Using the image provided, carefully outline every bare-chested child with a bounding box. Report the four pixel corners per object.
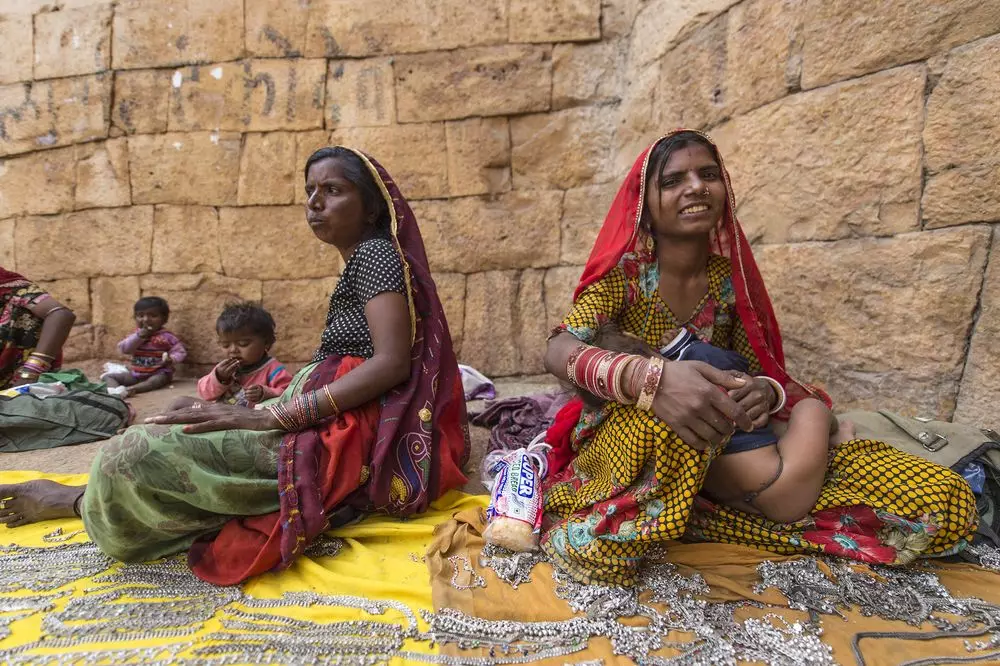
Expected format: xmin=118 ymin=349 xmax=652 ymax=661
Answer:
xmin=580 ymin=325 xmax=855 ymax=524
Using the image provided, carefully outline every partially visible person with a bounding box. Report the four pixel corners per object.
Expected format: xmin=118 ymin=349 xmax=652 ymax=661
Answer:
xmin=197 ymin=302 xmax=293 ymax=406
xmin=104 ymin=296 xmax=186 ymax=397
xmin=0 ymin=268 xmax=76 ymax=389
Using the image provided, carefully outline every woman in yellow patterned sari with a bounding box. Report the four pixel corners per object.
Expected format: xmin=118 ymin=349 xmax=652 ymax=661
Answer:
xmin=541 ymin=130 xmax=977 ymax=586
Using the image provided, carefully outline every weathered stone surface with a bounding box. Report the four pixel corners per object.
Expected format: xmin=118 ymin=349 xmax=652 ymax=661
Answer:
xmin=33 ymin=3 xmax=111 ymax=79
xmin=326 ymin=58 xmax=394 ymax=128
xmin=238 ymin=132 xmax=296 ymax=206
xmin=923 ymin=164 xmax=1000 ymax=229
xmin=444 ymin=117 xmax=510 ymax=197
xmin=138 ymin=274 xmax=262 ymax=365
xmin=0 ymin=13 xmax=34 ymax=84
xmin=954 ymin=228 xmax=1000 ymax=429
xmin=552 ymin=42 xmax=624 ymax=110
xmin=511 ymin=107 xmax=615 ymax=190
xmin=654 ymin=15 xmax=727 ymax=130
xmin=561 ymin=183 xmax=617 ymax=264
xmin=509 ymin=0 xmax=600 ymax=43
xmin=128 ymin=132 xmax=241 ymax=205
xmin=168 ymin=59 xmax=326 ymax=132
xmin=924 ymin=35 xmax=1000 ymax=173
xmin=462 ymin=270 xmax=543 ymax=376
xmin=16 ymin=207 xmax=153 ymax=280
xmin=245 ymin=0 xmax=309 ymax=57
xmin=91 ymin=275 xmax=140 ymax=356
xmin=600 ymin=0 xmax=644 ymax=39
xmin=433 ymin=272 xmax=466 ymax=354
xmin=219 ymin=206 xmax=342 ymax=280
xmin=628 ymin=0 xmax=740 ymax=68
xmin=611 ymin=60 xmax=661 ymax=174
xmin=411 ymin=191 xmax=562 ymax=273
xmin=544 ymin=265 xmax=583 ymax=329
xmin=151 ymin=205 xmax=221 ymax=274
xmin=262 ymin=277 xmax=336 ymax=362
xmin=61 ymin=324 xmax=95 ymax=361
xmin=757 ymin=227 xmax=992 ymax=418
xmin=725 ymin=0 xmax=802 ymax=116
xmin=0 ymin=74 xmax=110 ymax=157
xmin=801 ymin=0 xmax=1000 ymax=90
xmin=112 ymin=69 xmax=171 ymax=135
xmin=516 ymin=269 xmax=548 ymax=374
xmin=293 ymin=130 xmax=330 ymax=205
xmin=0 ymin=146 xmax=75 ymax=218
xmin=304 ymin=0 xmax=507 ymax=57
xmin=0 ymin=218 xmax=13 ymax=268
xmin=714 ymin=65 xmax=925 ymax=243
xmin=112 ymin=0 xmax=244 ymax=69
xmin=394 ymin=46 xmax=552 ymax=123
xmin=329 ymin=124 xmax=448 ymax=200
xmin=38 ymin=278 xmax=91 ymax=323
xmin=75 ymin=138 xmax=130 ymax=209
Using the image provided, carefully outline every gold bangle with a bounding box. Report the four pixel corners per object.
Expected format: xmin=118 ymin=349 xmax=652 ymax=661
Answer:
xmin=322 ymin=385 xmax=340 ymax=415
xmin=636 ymin=356 xmax=665 ymax=412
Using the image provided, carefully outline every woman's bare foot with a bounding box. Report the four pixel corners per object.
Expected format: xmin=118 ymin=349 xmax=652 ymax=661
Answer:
xmin=830 ymin=419 xmax=857 ymax=448
xmin=0 ymin=480 xmax=86 ymax=528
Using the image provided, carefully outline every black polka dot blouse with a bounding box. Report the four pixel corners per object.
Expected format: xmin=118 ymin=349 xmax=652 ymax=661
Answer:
xmin=313 ymin=236 xmax=406 ymax=361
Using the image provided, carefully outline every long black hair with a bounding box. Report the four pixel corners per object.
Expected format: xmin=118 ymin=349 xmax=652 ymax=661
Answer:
xmin=304 ymin=147 xmax=390 ymax=232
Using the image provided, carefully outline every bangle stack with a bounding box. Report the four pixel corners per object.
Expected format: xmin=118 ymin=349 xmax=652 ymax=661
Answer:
xmin=18 ymin=352 xmax=54 ymax=380
xmin=566 ymin=345 xmax=642 ymax=405
xmin=266 ymin=387 xmax=342 ymax=432
xmin=635 ymin=356 xmax=665 ymax=412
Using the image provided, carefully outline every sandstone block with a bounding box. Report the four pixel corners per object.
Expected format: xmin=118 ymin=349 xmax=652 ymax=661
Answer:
xmin=0 ymin=74 xmax=110 ymax=157
xmin=128 ymin=132 xmax=241 ymax=205
xmin=516 ymin=269 xmax=548 ymax=375
xmin=445 ymin=117 xmax=511 ymax=197
xmin=151 ymin=205 xmax=221 ymax=274
xmin=219 ymin=206 xmax=342 ymax=280
xmin=138 ymin=274 xmax=262 ymax=365
xmin=294 ymin=130 xmax=330 ymax=205
xmin=112 ymin=0 xmax=244 ymax=69
xmin=757 ymin=227 xmax=992 ymax=418
xmin=432 ymin=272 xmax=466 ymax=354
xmin=725 ymin=0 xmax=802 ymax=116
xmin=628 ymin=0 xmax=740 ymax=68
xmin=601 ymin=0 xmax=644 ymax=39
xmin=511 ymin=107 xmax=615 ymax=190
xmin=329 ymin=124 xmax=448 ymax=200
xmin=923 ymin=163 xmax=1000 ymax=230
xmin=552 ymin=42 xmax=624 ymax=110
xmin=462 ymin=270 xmax=543 ymax=376
xmin=112 ymin=69 xmax=171 ymax=135
xmin=61 ymin=323 xmax=95 ymax=361
xmin=75 ymin=138 xmax=130 ymax=209
xmin=262 ymin=277 xmax=337 ymax=362
xmin=238 ymin=132 xmax=296 ymax=206
xmin=653 ymin=15 xmax=727 ymax=130
xmin=0 ymin=13 xmax=33 ymax=84
xmin=561 ymin=183 xmax=617 ymax=264
xmin=714 ymin=65 xmax=925 ymax=243
xmin=611 ymin=62 xmax=661 ymax=175
xmin=411 ymin=191 xmax=562 ymax=273
xmin=924 ymin=35 xmax=1000 ymax=173
xmin=16 ymin=207 xmax=153 ymax=280
xmin=801 ymin=0 xmax=1000 ymax=90
xmin=33 ymin=3 xmax=111 ymax=79
xmin=544 ymin=266 xmax=584 ymax=330
xmin=245 ymin=0 xmax=309 ymax=57
xmin=38 ymin=278 xmax=91 ymax=323
xmin=0 ymin=146 xmax=75 ymax=218
xmin=954 ymin=228 xmax=1000 ymax=430
xmin=509 ymin=0 xmax=600 ymax=43
xmin=91 ymin=275 xmax=140 ymax=357
xmin=394 ymin=46 xmax=552 ymax=123
xmin=168 ymin=59 xmax=326 ymax=132
xmin=325 ymin=58 xmax=394 ymax=129
xmin=0 ymin=218 xmax=13 ymax=268
xmin=304 ymin=0 xmax=507 ymax=57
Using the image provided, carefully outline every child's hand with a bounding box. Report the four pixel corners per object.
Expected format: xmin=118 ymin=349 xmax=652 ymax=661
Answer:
xmin=243 ymin=384 xmax=265 ymax=404
xmin=214 ymin=358 xmax=240 ymax=383
xmin=161 ymin=352 xmax=173 ymax=367
xmin=138 ymin=326 xmax=155 ymax=339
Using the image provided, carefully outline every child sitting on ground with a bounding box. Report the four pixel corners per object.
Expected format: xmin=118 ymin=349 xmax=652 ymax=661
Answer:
xmin=104 ymin=296 xmax=186 ymax=398
xmin=581 ymin=325 xmax=854 ymax=524
xmin=197 ymin=302 xmax=292 ymax=406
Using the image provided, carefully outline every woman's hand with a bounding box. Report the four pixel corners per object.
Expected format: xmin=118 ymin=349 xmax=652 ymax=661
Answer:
xmin=145 ymin=403 xmax=281 ymax=434
xmin=727 ymin=373 xmax=775 ymax=429
xmin=651 ymin=361 xmax=753 ymax=450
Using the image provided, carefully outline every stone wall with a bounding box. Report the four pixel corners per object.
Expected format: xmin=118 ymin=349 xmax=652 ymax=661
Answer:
xmin=1 ymin=0 xmax=998 ymax=426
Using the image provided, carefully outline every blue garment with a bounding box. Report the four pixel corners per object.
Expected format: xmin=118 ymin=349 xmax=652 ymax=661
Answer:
xmin=660 ymin=329 xmax=777 ymax=454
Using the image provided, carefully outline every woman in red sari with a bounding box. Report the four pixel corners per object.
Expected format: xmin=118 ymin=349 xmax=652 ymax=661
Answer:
xmin=542 ymin=130 xmax=977 ymax=586
xmin=0 ymin=147 xmax=469 ymax=585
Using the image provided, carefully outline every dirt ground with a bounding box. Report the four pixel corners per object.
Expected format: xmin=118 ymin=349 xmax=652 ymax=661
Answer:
xmin=0 ymin=375 xmax=558 ymax=495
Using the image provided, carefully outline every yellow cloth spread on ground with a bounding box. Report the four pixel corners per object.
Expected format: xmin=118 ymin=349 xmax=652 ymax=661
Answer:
xmin=0 ymin=471 xmax=488 ymax=665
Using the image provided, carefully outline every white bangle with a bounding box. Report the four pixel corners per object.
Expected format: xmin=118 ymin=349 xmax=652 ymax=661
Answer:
xmin=760 ymin=376 xmax=787 ymax=414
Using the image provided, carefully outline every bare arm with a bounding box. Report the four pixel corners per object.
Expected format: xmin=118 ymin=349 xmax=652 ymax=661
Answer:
xmin=24 ymin=297 xmax=75 ymax=360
